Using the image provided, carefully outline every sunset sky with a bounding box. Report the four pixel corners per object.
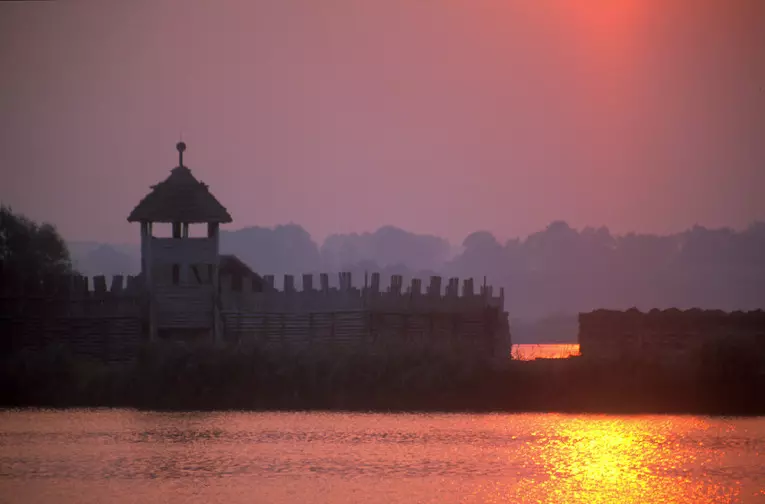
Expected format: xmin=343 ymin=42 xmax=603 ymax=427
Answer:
xmin=1 ymin=0 xmax=764 ymax=244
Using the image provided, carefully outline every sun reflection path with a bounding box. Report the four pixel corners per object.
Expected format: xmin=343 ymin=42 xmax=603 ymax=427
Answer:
xmin=509 ymin=416 xmax=744 ymax=504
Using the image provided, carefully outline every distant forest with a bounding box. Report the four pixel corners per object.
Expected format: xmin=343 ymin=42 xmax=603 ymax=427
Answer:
xmin=69 ymin=221 xmax=765 ymax=342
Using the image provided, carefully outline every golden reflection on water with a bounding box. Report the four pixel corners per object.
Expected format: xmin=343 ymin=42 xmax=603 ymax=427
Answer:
xmin=1 ymin=411 xmax=763 ymax=503
xmin=509 ymin=416 xmax=754 ymax=503
xmin=512 ymin=343 xmax=580 ymax=360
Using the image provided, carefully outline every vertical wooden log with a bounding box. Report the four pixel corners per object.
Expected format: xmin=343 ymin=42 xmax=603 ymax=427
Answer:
xmin=428 ymin=276 xmax=442 ymax=297
xmin=366 ymin=311 xmax=374 ymax=347
xmin=93 ymin=275 xmax=107 ymax=297
xmin=411 ymin=278 xmax=422 ymax=296
xmin=463 ymin=278 xmax=474 ymax=297
xmin=308 ymin=312 xmax=314 ymax=348
xmin=447 ymin=277 xmax=459 ymax=297
xmin=390 ymin=275 xmax=402 ymax=295
xmin=281 ymin=313 xmax=287 ymax=354
xmin=284 ymin=274 xmax=295 ymax=293
xmin=234 ymin=312 xmax=241 ymax=345
xmin=110 ymin=275 xmax=124 ymax=294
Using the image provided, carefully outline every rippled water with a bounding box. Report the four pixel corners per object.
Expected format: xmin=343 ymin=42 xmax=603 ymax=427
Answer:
xmin=0 ymin=411 xmax=763 ymax=503
xmin=512 ymin=343 xmax=580 ymax=360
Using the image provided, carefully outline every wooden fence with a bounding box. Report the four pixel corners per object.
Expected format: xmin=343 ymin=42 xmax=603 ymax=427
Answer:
xmin=0 ymin=315 xmax=143 ymax=364
xmin=221 ymin=308 xmax=504 ymax=355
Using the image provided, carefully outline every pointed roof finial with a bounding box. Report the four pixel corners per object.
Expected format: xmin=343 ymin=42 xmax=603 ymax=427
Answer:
xmin=176 ymin=141 xmax=187 ymax=167
xmin=127 ymin=141 xmax=232 ymax=223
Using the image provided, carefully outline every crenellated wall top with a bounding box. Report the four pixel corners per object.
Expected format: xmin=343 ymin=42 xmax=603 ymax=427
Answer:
xmin=220 ymin=271 xmax=505 ymax=312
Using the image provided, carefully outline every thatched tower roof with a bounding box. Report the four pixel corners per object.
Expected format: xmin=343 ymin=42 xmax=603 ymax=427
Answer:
xmin=127 ymin=142 xmax=232 ymax=223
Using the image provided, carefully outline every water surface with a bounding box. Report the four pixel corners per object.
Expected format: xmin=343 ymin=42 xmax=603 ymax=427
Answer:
xmin=0 ymin=410 xmax=763 ymax=503
xmin=512 ymin=343 xmax=580 ymax=360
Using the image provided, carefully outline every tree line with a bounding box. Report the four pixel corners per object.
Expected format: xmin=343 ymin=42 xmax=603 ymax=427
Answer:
xmin=0 ymin=206 xmax=74 ymax=286
xmin=221 ymin=220 xmax=765 ymax=319
xmin=4 ymin=205 xmax=763 ymax=323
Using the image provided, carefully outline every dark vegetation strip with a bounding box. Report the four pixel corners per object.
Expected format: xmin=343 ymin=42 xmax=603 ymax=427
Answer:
xmin=1 ymin=341 xmax=763 ymax=416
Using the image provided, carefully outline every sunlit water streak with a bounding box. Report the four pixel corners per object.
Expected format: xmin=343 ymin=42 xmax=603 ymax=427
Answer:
xmin=0 ymin=410 xmax=763 ymax=503
xmin=512 ymin=343 xmax=580 ymax=360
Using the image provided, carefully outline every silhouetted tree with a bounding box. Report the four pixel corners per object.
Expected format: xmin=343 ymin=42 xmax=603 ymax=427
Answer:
xmin=0 ymin=205 xmax=74 ymax=286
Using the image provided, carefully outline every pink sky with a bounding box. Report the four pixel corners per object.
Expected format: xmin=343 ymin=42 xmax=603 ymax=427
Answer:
xmin=1 ymin=0 xmax=764 ymax=245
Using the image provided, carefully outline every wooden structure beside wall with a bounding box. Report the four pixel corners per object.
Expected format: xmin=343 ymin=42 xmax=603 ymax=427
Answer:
xmin=578 ymin=308 xmax=765 ymax=366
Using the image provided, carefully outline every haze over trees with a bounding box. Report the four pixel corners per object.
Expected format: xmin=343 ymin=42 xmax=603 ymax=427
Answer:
xmin=321 ymin=226 xmax=452 ymax=273
xmin=68 ymin=242 xmax=138 ymax=278
xmin=66 ymin=220 xmax=765 ymax=338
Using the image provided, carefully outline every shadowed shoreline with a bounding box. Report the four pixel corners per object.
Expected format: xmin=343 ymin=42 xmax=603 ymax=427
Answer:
xmin=2 ymin=342 xmax=763 ymax=417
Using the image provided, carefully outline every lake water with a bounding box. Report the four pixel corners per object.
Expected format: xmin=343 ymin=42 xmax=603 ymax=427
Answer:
xmin=0 ymin=411 xmax=763 ymax=503
xmin=512 ymin=343 xmax=580 ymax=360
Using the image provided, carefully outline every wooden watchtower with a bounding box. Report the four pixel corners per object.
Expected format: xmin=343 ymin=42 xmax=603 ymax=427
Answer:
xmin=127 ymin=142 xmax=232 ymax=341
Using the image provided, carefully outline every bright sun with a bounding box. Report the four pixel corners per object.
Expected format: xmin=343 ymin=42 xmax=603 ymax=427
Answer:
xmin=567 ymin=0 xmax=646 ymax=41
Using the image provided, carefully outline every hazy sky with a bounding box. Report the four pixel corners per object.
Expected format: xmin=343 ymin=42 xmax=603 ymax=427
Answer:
xmin=2 ymin=0 xmax=764 ymax=244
